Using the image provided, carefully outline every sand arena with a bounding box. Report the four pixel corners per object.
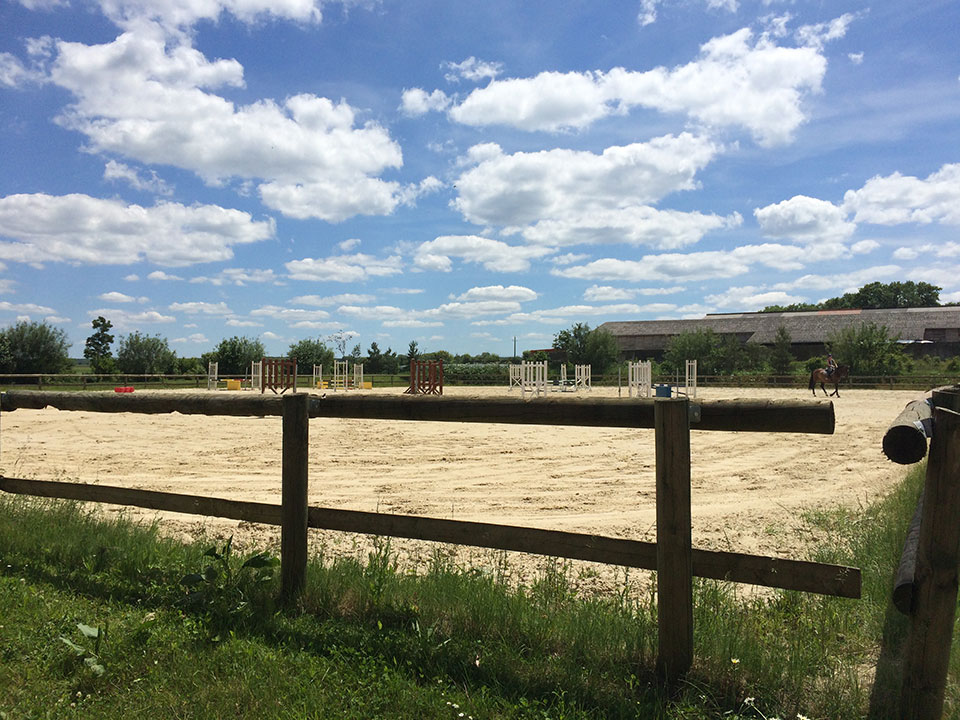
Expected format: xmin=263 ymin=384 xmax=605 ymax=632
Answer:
xmin=0 ymin=385 xmax=922 ymax=592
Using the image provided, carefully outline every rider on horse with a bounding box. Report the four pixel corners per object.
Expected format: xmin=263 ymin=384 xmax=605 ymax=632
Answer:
xmin=826 ymin=353 xmax=837 ymax=377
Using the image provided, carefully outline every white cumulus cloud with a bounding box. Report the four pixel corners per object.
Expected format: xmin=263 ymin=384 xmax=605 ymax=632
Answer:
xmin=754 ymin=195 xmax=855 ymax=243
xmin=47 ymin=29 xmax=410 ymax=222
xmin=443 ymin=28 xmax=826 ymax=145
xmin=843 ymin=163 xmax=960 ymax=226
xmin=451 ymin=285 xmax=538 ymax=302
xmin=169 ymin=301 xmax=231 ymax=315
xmin=285 ymin=253 xmax=403 ymax=282
xmin=400 ymin=87 xmax=451 ymax=116
xmin=453 ymin=134 xmax=719 ymax=228
xmin=414 ymin=236 xmax=554 ymax=273
xmin=0 ymin=193 xmax=274 ymax=266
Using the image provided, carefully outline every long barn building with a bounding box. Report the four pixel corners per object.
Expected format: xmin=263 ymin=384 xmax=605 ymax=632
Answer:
xmin=599 ymin=307 xmax=960 ymax=361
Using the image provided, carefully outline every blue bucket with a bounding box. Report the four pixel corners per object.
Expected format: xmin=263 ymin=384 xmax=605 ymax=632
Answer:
xmin=654 ymin=384 xmax=672 ymax=398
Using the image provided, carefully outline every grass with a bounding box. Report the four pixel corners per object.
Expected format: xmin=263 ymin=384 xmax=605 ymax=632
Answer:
xmin=0 ymin=463 xmax=956 ymax=719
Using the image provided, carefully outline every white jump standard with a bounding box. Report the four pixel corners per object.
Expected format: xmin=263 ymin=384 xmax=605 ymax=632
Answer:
xmin=207 ymin=361 xmax=219 ymax=391
xmin=628 ymin=360 xmax=652 ymax=398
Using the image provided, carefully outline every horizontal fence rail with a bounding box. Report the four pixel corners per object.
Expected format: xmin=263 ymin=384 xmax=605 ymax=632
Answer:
xmin=0 ymin=476 xmax=860 ymax=599
xmin=0 ymin=390 xmax=835 ymax=434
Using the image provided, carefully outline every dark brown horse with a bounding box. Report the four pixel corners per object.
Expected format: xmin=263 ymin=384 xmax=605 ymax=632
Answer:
xmin=809 ymin=364 xmax=849 ymax=397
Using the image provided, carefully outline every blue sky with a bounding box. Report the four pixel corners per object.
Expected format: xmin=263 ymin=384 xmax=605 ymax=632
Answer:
xmin=1 ymin=0 xmax=958 ymax=359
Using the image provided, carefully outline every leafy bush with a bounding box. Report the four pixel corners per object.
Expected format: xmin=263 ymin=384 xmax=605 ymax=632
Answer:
xmin=214 ymin=336 xmax=266 ymax=375
xmin=828 ymin=321 xmax=907 ymax=375
xmin=1 ymin=320 xmax=72 ymax=374
xmin=116 ymin=332 xmax=176 ymax=374
xmin=287 ymin=337 xmax=334 ymax=374
xmin=444 ymin=363 xmax=509 ymax=385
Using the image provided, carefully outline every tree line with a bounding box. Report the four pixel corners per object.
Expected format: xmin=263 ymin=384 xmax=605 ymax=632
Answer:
xmin=1 ymin=281 xmax=956 ymax=378
xmin=0 ymin=318 xmax=525 ymax=377
xmin=761 ymin=280 xmax=944 ymax=313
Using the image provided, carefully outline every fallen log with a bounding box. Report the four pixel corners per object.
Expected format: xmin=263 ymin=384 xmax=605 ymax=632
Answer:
xmin=882 ymin=397 xmax=934 ymax=465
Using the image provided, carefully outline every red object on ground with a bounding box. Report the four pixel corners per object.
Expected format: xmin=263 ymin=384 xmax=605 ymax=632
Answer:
xmin=113 ymin=386 xmax=135 ymax=393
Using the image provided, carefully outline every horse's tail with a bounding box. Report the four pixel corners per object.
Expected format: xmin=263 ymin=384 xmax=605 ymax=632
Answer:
xmin=808 ymin=371 xmax=815 ymax=390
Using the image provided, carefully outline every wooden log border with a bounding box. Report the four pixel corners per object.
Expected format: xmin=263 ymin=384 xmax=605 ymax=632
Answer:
xmin=0 ymin=390 xmax=835 ymax=434
xmin=0 ymin=475 xmax=860 ymax=599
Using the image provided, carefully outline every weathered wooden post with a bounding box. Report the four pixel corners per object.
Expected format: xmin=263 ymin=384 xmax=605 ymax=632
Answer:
xmin=655 ymin=397 xmax=693 ymax=682
xmin=281 ymin=392 xmax=309 ymax=602
xmin=900 ymin=406 xmax=960 ymax=718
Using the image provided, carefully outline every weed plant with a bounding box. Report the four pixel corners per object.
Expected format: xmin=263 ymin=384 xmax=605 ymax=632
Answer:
xmin=0 ymin=463 xmax=954 ymax=719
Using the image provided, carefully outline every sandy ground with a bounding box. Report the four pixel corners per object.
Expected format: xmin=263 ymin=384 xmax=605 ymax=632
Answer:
xmin=0 ymin=384 xmax=923 ymax=592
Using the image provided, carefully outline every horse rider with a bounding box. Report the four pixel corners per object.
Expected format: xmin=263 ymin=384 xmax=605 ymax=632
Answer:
xmin=826 ymin=353 xmax=838 ymax=377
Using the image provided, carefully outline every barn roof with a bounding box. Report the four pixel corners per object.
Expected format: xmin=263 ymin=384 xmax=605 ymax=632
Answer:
xmin=599 ymin=307 xmax=960 ymax=352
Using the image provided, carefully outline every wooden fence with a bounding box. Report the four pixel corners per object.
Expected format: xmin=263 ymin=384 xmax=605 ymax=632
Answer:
xmin=5 ymin=371 xmax=960 ymax=392
xmin=0 ymin=389 xmax=857 ymax=684
xmin=882 ymin=386 xmax=960 ymax=719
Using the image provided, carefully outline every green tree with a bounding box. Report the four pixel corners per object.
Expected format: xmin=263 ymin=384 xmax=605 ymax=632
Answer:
xmin=366 ymin=342 xmax=383 ymax=373
xmin=828 ymin=321 xmax=906 ymax=376
xmin=175 ymin=356 xmax=205 ymax=375
xmin=552 ymin=322 xmax=592 ymax=365
xmin=770 ymin=325 xmax=794 ymax=375
xmin=327 ymin=330 xmax=349 ymax=360
xmin=763 ymin=280 xmax=942 ymax=312
xmin=662 ymin=328 xmax=719 ymax=375
xmin=288 ymin=337 xmax=334 ymax=371
xmin=213 ymin=336 xmax=266 ymax=375
xmin=583 ymin=327 xmax=620 ymax=373
xmin=381 ymin=347 xmax=399 ymax=374
xmin=2 ymin=320 xmax=72 ymax=374
xmin=423 ymin=350 xmax=453 ymax=364
xmin=83 ymin=316 xmax=115 ymax=374
xmin=712 ymin=336 xmax=768 ymax=375
xmin=522 ymin=349 xmax=549 ymax=363
xmin=760 ymin=301 xmax=819 ymax=313
xmin=0 ymin=333 xmax=13 ymax=373
xmin=116 ymin=332 xmax=177 ymax=374
xmin=407 ymin=340 xmax=420 ymax=362
xmin=824 ymin=281 xmax=941 ymax=310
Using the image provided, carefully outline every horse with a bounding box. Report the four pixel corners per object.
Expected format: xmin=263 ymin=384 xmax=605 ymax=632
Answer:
xmin=808 ymin=364 xmax=849 ymax=397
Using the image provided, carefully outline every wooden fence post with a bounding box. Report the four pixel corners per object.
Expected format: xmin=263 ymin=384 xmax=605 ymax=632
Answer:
xmin=901 ymin=406 xmax=960 ymax=719
xmin=281 ymin=393 xmax=309 ymax=602
xmin=655 ymin=397 xmax=693 ymax=682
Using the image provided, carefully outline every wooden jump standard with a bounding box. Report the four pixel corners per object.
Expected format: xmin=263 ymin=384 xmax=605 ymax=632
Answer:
xmin=0 ymin=389 xmax=852 ymax=685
